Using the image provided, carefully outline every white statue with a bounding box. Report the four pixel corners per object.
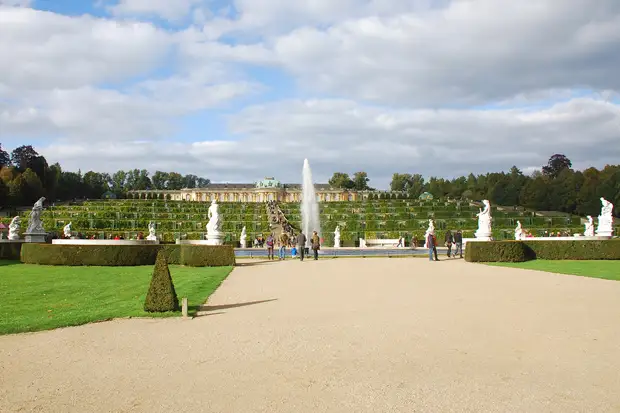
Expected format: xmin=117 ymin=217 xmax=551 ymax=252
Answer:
xmin=63 ymin=222 xmax=72 ymax=239
xmin=146 ymin=221 xmax=157 ymax=241
xmin=475 ymin=199 xmax=492 ymax=240
xmin=333 ymin=225 xmax=341 ymax=248
xmin=424 ymin=219 xmax=435 ymax=248
xmin=206 ymin=199 xmax=224 ymax=245
xmin=26 ymin=197 xmax=46 ymax=233
xmin=8 ymin=216 xmax=21 ymax=241
xmin=359 ymin=238 xmax=367 ymax=248
xmin=240 ymin=226 xmax=247 ymax=248
xmin=595 ymin=197 xmax=614 ymax=237
xmin=514 ymin=221 xmax=523 ymax=240
xmin=584 ymin=215 xmax=595 ymax=237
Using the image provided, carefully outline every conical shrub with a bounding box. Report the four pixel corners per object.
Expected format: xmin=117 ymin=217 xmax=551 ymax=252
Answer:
xmin=144 ymin=251 xmax=179 ymax=312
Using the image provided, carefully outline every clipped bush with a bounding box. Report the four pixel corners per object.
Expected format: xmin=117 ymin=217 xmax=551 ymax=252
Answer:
xmin=465 ymin=241 xmax=532 ymax=262
xmin=0 ymin=242 xmax=23 ymax=260
xmin=144 ymin=251 xmax=179 ymax=312
xmin=180 ymin=245 xmax=236 ymax=267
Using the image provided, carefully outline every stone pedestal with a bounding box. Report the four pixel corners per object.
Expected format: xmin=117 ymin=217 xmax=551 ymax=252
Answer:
xmin=24 ymin=232 xmax=47 ymax=243
xmin=206 ymin=232 xmax=224 ymax=246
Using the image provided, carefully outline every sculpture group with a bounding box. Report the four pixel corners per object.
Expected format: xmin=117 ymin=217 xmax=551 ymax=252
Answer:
xmin=205 ymin=199 xmax=224 ymax=245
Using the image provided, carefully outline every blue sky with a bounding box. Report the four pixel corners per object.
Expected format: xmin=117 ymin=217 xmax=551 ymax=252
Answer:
xmin=1 ymin=0 xmax=620 ymax=187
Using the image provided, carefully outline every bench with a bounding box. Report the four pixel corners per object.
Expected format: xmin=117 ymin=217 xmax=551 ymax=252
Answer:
xmin=364 ymin=239 xmax=403 ymax=248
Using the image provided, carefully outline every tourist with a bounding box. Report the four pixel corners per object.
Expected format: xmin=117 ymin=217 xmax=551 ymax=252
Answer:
xmin=411 ymin=235 xmax=418 ymax=249
xmin=278 ymin=232 xmax=289 ymax=260
xmin=453 ymin=230 xmax=463 ymax=258
xmin=432 ymin=233 xmax=439 ymax=261
xmin=445 ymin=230 xmax=454 ymax=257
xmin=311 ymin=231 xmax=321 ymax=260
xmin=426 ymin=231 xmax=437 ymax=261
xmin=296 ymin=231 xmax=307 ymax=261
xmin=291 ymin=245 xmax=298 ymax=258
xmin=266 ymin=233 xmax=275 ymax=260
xmin=396 ymin=236 xmax=404 ymax=248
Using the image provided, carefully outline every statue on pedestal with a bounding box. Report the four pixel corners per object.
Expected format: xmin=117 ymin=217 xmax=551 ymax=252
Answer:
xmin=514 ymin=220 xmax=523 ymax=240
xmin=334 ymin=225 xmax=341 ymax=248
xmin=63 ymin=222 xmax=72 ymax=239
xmin=240 ymin=226 xmax=247 ymax=248
xmin=26 ymin=197 xmax=46 ymax=234
xmin=146 ymin=221 xmax=157 ymax=241
xmin=8 ymin=216 xmax=21 ymax=241
xmin=595 ymin=197 xmax=614 ymax=237
xmin=584 ymin=215 xmax=595 ymax=237
xmin=206 ymin=199 xmax=224 ymax=245
xmin=475 ymin=199 xmax=492 ymax=240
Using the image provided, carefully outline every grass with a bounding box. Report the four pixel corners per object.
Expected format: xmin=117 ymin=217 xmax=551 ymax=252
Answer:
xmin=0 ymin=260 xmax=233 ymax=335
xmin=489 ymin=260 xmax=620 ymax=281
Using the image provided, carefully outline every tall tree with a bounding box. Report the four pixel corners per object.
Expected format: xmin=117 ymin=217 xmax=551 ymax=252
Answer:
xmin=352 ymin=172 xmax=371 ymax=190
xmin=328 ymin=172 xmax=354 ymax=189
xmin=151 ymin=171 xmax=169 ymax=190
xmin=21 ymin=168 xmax=44 ymax=204
xmin=542 ymin=154 xmax=572 ymax=178
xmin=0 ymin=143 xmax=10 ymax=168
xmin=10 ymin=145 xmax=39 ymax=171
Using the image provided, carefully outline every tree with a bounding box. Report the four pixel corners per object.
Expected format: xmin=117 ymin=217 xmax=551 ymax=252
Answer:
xmin=328 ymin=172 xmax=354 ymax=189
xmin=144 ymin=252 xmax=179 ymax=312
xmin=7 ymin=174 xmax=26 ymax=206
xmin=83 ymin=171 xmax=109 ymax=199
xmin=21 ymin=168 xmax=44 ymax=204
xmin=0 ymin=143 xmax=9 ymax=168
xmin=151 ymin=171 xmax=169 ymax=190
xmin=197 ymin=177 xmax=210 ymax=188
xmin=10 ymin=145 xmax=39 ymax=171
xmin=111 ymin=170 xmax=127 ymax=194
xmin=183 ymin=174 xmax=198 ymax=189
xmin=542 ymin=154 xmax=572 ymax=178
xmin=352 ymin=172 xmax=371 ymax=190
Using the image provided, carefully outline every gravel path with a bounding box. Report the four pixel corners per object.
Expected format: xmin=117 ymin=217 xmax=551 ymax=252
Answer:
xmin=1 ymin=258 xmax=620 ymax=412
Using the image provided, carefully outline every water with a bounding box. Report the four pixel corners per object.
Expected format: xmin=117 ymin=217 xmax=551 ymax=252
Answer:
xmin=301 ymin=158 xmax=321 ymax=247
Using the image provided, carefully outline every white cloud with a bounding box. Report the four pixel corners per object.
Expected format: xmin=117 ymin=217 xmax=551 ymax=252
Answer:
xmin=0 ymin=0 xmax=31 ymax=6
xmin=109 ymin=0 xmax=203 ymax=22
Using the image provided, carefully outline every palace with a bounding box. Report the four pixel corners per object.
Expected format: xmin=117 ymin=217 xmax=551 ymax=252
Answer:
xmin=128 ymin=177 xmax=372 ymax=203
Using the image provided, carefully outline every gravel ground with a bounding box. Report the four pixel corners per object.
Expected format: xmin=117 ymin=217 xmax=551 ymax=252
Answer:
xmin=1 ymin=258 xmax=620 ymax=413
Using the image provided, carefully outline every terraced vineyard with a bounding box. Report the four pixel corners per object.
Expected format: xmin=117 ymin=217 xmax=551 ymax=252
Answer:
xmin=2 ymin=199 xmax=593 ymax=246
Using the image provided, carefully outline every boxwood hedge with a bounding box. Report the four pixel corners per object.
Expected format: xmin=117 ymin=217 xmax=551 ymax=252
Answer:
xmin=0 ymin=242 xmax=23 ymax=260
xmin=465 ymin=239 xmax=620 ymax=262
xmin=20 ymin=243 xmax=235 ymax=267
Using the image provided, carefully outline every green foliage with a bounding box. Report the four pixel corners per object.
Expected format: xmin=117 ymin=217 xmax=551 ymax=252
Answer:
xmin=20 ymin=243 xmax=235 ymax=267
xmin=0 ymin=242 xmax=22 ymax=260
xmin=465 ymin=240 xmax=620 ymax=262
xmin=144 ymin=252 xmax=179 ymax=312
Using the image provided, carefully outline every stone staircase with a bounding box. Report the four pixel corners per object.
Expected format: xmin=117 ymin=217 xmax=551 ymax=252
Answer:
xmin=265 ymin=201 xmax=296 ymax=243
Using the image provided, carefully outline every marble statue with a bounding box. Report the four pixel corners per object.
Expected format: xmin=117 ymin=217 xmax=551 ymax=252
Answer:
xmin=8 ymin=216 xmax=21 ymax=241
xmin=334 ymin=225 xmax=341 ymax=248
xmin=63 ymin=222 xmax=72 ymax=239
xmin=240 ymin=226 xmax=247 ymax=248
xmin=206 ymin=199 xmax=224 ymax=245
xmin=359 ymin=238 xmax=367 ymax=248
xmin=146 ymin=221 xmax=157 ymax=241
xmin=595 ymin=197 xmax=614 ymax=237
xmin=475 ymin=199 xmax=492 ymax=240
xmin=584 ymin=215 xmax=595 ymax=237
xmin=423 ymin=219 xmax=435 ymax=248
xmin=514 ymin=221 xmax=523 ymax=240
xmin=26 ymin=197 xmax=46 ymax=234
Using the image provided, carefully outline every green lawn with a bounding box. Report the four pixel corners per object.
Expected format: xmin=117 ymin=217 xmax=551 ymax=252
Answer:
xmin=0 ymin=261 xmax=233 ymax=335
xmin=489 ymin=260 xmax=620 ymax=281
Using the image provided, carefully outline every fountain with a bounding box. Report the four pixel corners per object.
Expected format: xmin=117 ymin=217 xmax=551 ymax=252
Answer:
xmin=301 ymin=159 xmax=321 ymax=247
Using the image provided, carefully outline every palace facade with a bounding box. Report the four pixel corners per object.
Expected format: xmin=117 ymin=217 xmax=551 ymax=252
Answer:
xmin=128 ymin=177 xmax=368 ymax=203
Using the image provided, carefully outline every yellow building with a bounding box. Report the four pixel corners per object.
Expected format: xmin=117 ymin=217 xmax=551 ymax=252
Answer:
xmin=128 ymin=177 xmax=363 ymax=202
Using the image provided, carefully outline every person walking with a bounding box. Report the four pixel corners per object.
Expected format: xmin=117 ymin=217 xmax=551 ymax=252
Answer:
xmin=426 ymin=231 xmax=436 ymax=261
xmin=311 ymin=230 xmax=321 ymax=260
xmin=278 ymin=232 xmax=289 ymax=260
xmin=266 ymin=232 xmax=275 ymax=260
xmin=445 ymin=230 xmax=454 ymax=258
xmin=296 ymin=231 xmax=307 ymax=261
xmin=453 ymin=230 xmax=463 ymax=258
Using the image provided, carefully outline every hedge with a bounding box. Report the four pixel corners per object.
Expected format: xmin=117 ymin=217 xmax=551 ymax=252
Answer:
xmin=465 ymin=239 xmax=620 ymax=262
xmin=0 ymin=242 xmax=23 ymax=260
xmin=20 ymin=244 xmax=235 ymax=267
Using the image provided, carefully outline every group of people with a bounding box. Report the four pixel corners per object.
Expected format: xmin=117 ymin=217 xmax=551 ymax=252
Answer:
xmin=264 ymin=230 xmax=321 ymax=261
xmin=426 ymin=229 xmax=464 ymax=261
xmin=266 ymin=200 xmax=295 ymax=235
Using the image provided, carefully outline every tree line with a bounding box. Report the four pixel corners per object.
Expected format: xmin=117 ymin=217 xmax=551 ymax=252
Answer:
xmin=329 ymin=155 xmax=620 ymax=218
xmin=0 ymin=144 xmax=210 ymax=206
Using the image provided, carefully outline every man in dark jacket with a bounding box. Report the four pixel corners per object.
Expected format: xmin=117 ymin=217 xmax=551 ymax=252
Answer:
xmin=296 ymin=231 xmax=307 ymax=261
xmin=310 ymin=231 xmax=320 ymax=260
xmin=426 ymin=232 xmax=437 ymax=261
xmin=453 ymin=230 xmax=463 ymax=258
xmin=445 ymin=230 xmax=454 ymax=258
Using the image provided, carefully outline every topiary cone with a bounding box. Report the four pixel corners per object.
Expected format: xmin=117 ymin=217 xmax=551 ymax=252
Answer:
xmin=144 ymin=251 xmax=179 ymax=312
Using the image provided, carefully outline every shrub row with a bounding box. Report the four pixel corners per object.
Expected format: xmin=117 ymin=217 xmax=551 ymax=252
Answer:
xmin=0 ymin=242 xmax=23 ymax=260
xmin=465 ymin=239 xmax=620 ymax=262
xmin=20 ymin=244 xmax=235 ymax=267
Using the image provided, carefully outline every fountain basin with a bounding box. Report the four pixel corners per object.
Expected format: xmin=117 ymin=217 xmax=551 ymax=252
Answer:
xmin=52 ymin=239 xmax=160 ymax=245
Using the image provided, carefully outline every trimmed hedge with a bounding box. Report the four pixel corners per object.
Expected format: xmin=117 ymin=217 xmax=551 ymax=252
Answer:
xmin=466 ymin=239 xmax=620 ymax=262
xmin=465 ymin=241 xmax=532 ymax=262
xmin=20 ymin=244 xmax=235 ymax=267
xmin=0 ymin=242 xmax=23 ymax=260
xmin=144 ymin=251 xmax=179 ymax=312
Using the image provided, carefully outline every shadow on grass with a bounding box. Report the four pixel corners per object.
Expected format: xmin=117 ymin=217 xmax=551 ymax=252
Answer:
xmin=0 ymin=260 xmax=21 ymax=266
xmin=191 ymin=298 xmax=278 ymax=315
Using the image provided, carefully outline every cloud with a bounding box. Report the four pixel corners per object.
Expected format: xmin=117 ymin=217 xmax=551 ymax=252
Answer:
xmin=108 ymin=0 xmax=203 ymax=22
xmin=34 ymin=97 xmax=620 ymax=188
xmin=0 ymin=0 xmax=31 ymax=6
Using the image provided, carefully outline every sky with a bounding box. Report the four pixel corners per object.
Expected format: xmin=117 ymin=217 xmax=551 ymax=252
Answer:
xmin=1 ymin=0 xmax=619 ymax=189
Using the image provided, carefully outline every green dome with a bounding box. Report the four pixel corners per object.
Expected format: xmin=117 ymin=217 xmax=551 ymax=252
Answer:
xmin=256 ymin=177 xmax=281 ymax=188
